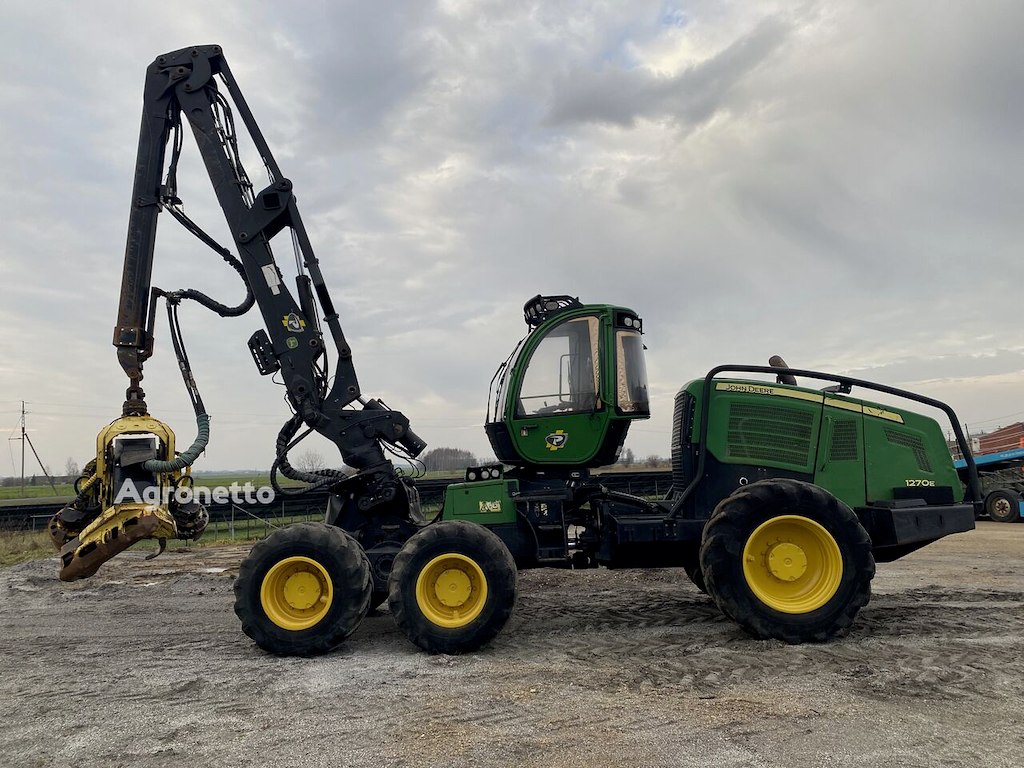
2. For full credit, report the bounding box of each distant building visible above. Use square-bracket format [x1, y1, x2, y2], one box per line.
[979, 422, 1024, 454]
[949, 424, 1024, 459]
[948, 434, 981, 460]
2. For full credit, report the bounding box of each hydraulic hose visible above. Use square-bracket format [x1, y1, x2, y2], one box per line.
[74, 473, 101, 503]
[269, 413, 347, 496]
[143, 413, 211, 472]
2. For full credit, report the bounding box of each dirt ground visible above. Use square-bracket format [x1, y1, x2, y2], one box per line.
[1, 522, 1022, 768]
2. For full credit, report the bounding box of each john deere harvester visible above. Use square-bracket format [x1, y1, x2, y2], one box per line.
[237, 295, 978, 655]
[363, 295, 976, 653]
[55, 46, 979, 656]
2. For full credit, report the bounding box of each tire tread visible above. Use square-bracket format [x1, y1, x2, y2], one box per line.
[233, 522, 371, 656]
[389, 520, 516, 654]
[700, 479, 874, 644]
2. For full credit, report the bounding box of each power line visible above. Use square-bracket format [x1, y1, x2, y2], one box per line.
[967, 409, 1024, 428]
[6, 438, 16, 477]
[6, 401, 58, 494]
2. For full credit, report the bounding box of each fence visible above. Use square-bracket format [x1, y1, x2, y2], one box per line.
[3, 471, 674, 539]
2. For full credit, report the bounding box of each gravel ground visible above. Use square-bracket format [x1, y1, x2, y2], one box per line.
[1, 522, 1022, 768]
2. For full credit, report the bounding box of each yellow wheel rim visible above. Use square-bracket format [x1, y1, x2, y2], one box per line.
[260, 556, 334, 631]
[415, 553, 488, 628]
[742, 515, 843, 614]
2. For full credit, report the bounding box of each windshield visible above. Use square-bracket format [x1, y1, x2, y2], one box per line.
[616, 330, 649, 414]
[516, 316, 600, 417]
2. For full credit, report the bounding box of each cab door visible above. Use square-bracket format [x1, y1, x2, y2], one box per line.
[507, 314, 611, 465]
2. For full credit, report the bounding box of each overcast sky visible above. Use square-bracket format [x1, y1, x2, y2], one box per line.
[1, 1, 1023, 475]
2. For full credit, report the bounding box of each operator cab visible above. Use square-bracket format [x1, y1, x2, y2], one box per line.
[485, 295, 650, 470]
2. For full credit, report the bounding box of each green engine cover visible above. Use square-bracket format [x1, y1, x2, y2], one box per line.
[684, 379, 962, 510]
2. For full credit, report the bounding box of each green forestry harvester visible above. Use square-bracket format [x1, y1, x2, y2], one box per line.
[50, 46, 981, 655]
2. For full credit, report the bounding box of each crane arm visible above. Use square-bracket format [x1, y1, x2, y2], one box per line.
[50, 44, 426, 583]
[113, 44, 425, 473]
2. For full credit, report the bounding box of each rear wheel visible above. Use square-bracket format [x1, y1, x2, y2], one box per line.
[234, 522, 372, 655]
[986, 489, 1021, 523]
[389, 520, 516, 654]
[700, 479, 874, 643]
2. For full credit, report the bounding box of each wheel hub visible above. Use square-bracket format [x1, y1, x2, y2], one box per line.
[767, 542, 808, 582]
[283, 571, 322, 610]
[434, 568, 473, 607]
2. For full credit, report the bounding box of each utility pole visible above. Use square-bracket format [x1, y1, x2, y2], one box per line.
[7, 401, 26, 495]
[7, 401, 57, 496]
[21, 401, 25, 495]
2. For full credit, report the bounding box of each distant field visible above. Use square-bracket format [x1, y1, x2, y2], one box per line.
[0, 508, 321, 566]
[0, 469, 464, 502]
[0, 483, 76, 501]
[0, 465, 666, 502]
[0, 473, 314, 502]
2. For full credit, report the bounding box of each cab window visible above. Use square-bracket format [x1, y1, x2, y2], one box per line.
[517, 316, 600, 417]
[615, 329, 649, 414]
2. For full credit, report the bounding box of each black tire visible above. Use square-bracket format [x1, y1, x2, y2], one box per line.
[700, 479, 875, 643]
[986, 489, 1021, 523]
[234, 522, 372, 656]
[680, 544, 707, 594]
[389, 520, 516, 654]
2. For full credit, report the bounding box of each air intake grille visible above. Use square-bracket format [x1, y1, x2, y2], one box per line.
[829, 419, 859, 461]
[726, 403, 814, 467]
[885, 428, 932, 472]
[670, 391, 694, 492]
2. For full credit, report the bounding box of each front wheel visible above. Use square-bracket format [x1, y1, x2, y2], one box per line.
[700, 479, 874, 643]
[985, 489, 1021, 523]
[389, 520, 517, 654]
[234, 522, 372, 655]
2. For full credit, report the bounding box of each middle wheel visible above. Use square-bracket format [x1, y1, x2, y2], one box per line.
[389, 520, 517, 653]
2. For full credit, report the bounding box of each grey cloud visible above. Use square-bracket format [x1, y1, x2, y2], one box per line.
[2, 1, 1023, 469]
[840, 351, 1024, 386]
[546, 17, 791, 128]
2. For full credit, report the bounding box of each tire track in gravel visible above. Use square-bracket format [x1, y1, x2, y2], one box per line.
[3, 540, 1024, 767]
[500, 571, 1024, 702]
